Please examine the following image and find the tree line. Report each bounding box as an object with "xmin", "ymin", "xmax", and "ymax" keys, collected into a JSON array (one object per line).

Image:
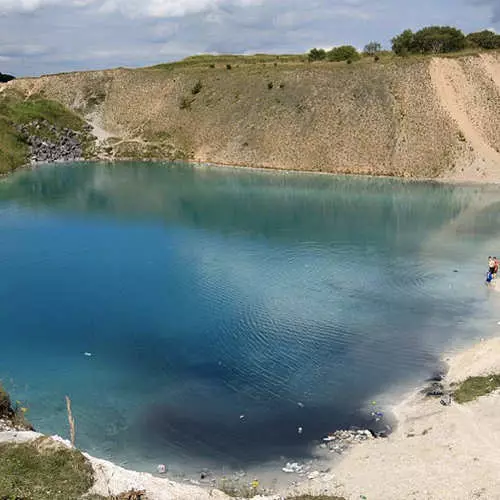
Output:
[{"xmin": 308, "ymin": 26, "xmax": 500, "ymax": 62}]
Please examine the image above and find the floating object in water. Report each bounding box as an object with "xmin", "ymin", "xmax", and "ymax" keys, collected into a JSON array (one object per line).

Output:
[
  {"xmin": 84, "ymin": 352, "xmax": 92, "ymax": 357},
  {"xmin": 371, "ymin": 401, "xmax": 377, "ymax": 405},
  {"xmin": 157, "ymin": 464, "xmax": 166, "ymax": 474},
  {"xmin": 297, "ymin": 426, "xmax": 303, "ymax": 434},
  {"xmin": 297, "ymin": 402, "xmax": 305, "ymax": 408},
  {"xmin": 239, "ymin": 414, "xmax": 245, "ymax": 420}
]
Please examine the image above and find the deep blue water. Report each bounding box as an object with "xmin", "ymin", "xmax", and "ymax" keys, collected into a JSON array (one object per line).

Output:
[{"xmin": 1, "ymin": 162, "xmax": 500, "ymax": 475}]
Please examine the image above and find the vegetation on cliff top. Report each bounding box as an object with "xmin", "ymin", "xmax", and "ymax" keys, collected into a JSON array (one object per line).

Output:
[
  {"xmin": 0, "ymin": 91, "xmax": 88, "ymax": 173},
  {"xmin": 0, "ymin": 72, "xmax": 15, "ymax": 83},
  {"xmin": 148, "ymin": 25, "xmax": 498, "ymax": 71}
]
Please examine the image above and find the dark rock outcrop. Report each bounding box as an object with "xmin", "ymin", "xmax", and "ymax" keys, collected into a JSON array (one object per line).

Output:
[{"xmin": 15, "ymin": 120, "xmax": 93, "ymax": 163}]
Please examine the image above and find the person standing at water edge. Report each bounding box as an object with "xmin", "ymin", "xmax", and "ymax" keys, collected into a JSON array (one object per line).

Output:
[
  {"xmin": 487, "ymin": 256, "xmax": 497, "ymax": 284},
  {"xmin": 488, "ymin": 256, "xmax": 496, "ymax": 277}
]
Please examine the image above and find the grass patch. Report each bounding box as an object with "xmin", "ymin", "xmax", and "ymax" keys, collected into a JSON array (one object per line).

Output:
[
  {"xmin": 149, "ymin": 53, "xmax": 306, "ymax": 70},
  {"xmin": 0, "ymin": 438, "xmax": 94, "ymax": 500},
  {"xmin": 0, "ymin": 92, "xmax": 85, "ymax": 131},
  {"xmin": 0, "ymin": 91, "xmax": 88, "ymax": 173},
  {"xmin": 0, "ymin": 116, "xmax": 30, "ymax": 173},
  {"xmin": 147, "ymin": 47, "xmax": 500, "ymax": 73},
  {"xmin": 453, "ymin": 374, "xmax": 500, "ymax": 403}
]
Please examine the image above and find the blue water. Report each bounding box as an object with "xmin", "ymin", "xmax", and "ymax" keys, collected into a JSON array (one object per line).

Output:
[{"xmin": 1, "ymin": 162, "xmax": 500, "ymax": 475}]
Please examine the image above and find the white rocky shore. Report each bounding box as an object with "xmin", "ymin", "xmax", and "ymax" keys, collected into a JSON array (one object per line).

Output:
[{"xmin": 0, "ymin": 426, "xmax": 233, "ymax": 500}]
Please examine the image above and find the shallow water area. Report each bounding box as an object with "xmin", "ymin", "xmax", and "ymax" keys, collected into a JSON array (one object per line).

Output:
[{"xmin": 1, "ymin": 162, "xmax": 500, "ymax": 488}]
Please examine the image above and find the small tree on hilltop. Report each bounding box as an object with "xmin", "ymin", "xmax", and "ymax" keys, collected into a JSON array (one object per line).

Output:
[
  {"xmin": 364, "ymin": 41, "xmax": 382, "ymax": 56},
  {"xmin": 467, "ymin": 30, "xmax": 500, "ymax": 49},
  {"xmin": 308, "ymin": 48, "xmax": 327, "ymax": 61},
  {"xmin": 412, "ymin": 26, "xmax": 466, "ymax": 53},
  {"xmin": 327, "ymin": 45, "xmax": 360, "ymax": 62},
  {"xmin": 392, "ymin": 29, "xmax": 414, "ymax": 55}
]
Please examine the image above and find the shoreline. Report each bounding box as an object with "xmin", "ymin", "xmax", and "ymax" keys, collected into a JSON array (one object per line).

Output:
[
  {"xmin": 284, "ymin": 334, "xmax": 500, "ymax": 500},
  {"xmin": 4, "ymin": 157, "xmax": 500, "ymax": 189},
  {"xmin": 2, "ymin": 334, "xmax": 499, "ymax": 499}
]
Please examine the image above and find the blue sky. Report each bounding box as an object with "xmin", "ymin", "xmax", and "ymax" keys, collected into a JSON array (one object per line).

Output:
[{"xmin": 0, "ymin": 0, "xmax": 498, "ymax": 76}]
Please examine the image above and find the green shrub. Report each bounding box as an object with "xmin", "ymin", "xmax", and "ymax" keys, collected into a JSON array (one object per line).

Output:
[
  {"xmin": 191, "ymin": 80, "xmax": 202, "ymax": 95},
  {"xmin": 327, "ymin": 45, "xmax": 360, "ymax": 62},
  {"xmin": 308, "ymin": 48, "xmax": 327, "ymax": 61},
  {"xmin": 392, "ymin": 26, "xmax": 466, "ymax": 55},
  {"xmin": 467, "ymin": 30, "xmax": 500, "ymax": 49},
  {"xmin": 392, "ymin": 29, "xmax": 415, "ymax": 55},
  {"xmin": 413, "ymin": 26, "xmax": 466, "ymax": 53}
]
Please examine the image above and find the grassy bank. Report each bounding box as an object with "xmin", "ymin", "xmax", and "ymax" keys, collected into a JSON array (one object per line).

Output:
[
  {"xmin": 148, "ymin": 47, "xmax": 500, "ymax": 72},
  {"xmin": 453, "ymin": 374, "xmax": 500, "ymax": 403},
  {"xmin": 0, "ymin": 439, "xmax": 94, "ymax": 500},
  {"xmin": 0, "ymin": 90, "xmax": 88, "ymax": 174}
]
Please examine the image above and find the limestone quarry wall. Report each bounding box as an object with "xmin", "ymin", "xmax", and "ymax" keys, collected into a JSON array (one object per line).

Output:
[{"xmin": 10, "ymin": 53, "xmax": 500, "ymax": 180}]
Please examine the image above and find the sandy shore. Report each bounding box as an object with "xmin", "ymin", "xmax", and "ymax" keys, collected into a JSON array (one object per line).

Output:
[{"xmin": 285, "ymin": 336, "xmax": 500, "ymax": 500}]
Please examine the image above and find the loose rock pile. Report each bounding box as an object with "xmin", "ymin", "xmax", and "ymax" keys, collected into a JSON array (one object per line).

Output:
[
  {"xmin": 0, "ymin": 418, "xmax": 14, "ymax": 432},
  {"xmin": 421, "ymin": 377, "xmax": 453, "ymax": 406},
  {"xmin": 15, "ymin": 120, "xmax": 94, "ymax": 163},
  {"xmin": 320, "ymin": 429, "xmax": 375, "ymax": 454}
]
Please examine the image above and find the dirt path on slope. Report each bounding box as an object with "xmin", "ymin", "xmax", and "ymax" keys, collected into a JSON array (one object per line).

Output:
[{"xmin": 429, "ymin": 57, "xmax": 500, "ymax": 183}]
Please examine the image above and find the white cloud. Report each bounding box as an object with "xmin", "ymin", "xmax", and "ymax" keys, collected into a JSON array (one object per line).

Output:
[
  {"xmin": 0, "ymin": 0, "xmax": 498, "ymax": 77},
  {"xmin": 0, "ymin": 0, "xmax": 94, "ymax": 14},
  {"xmin": 0, "ymin": 0, "xmax": 264, "ymax": 17}
]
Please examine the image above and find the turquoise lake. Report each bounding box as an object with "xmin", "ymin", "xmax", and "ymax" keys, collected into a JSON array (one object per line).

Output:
[{"xmin": 1, "ymin": 162, "xmax": 500, "ymax": 476}]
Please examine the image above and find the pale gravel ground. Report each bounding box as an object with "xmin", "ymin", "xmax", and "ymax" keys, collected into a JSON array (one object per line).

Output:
[
  {"xmin": 431, "ymin": 54, "xmax": 500, "ymax": 183},
  {"xmin": 285, "ymin": 337, "xmax": 500, "ymax": 500}
]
